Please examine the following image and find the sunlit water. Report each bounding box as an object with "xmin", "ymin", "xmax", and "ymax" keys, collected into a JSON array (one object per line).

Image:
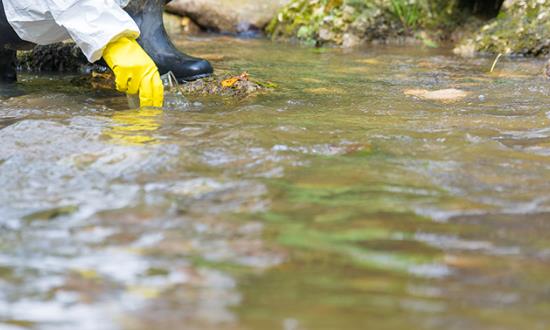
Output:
[{"xmin": 1, "ymin": 35, "xmax": 550, "ymax": 330}]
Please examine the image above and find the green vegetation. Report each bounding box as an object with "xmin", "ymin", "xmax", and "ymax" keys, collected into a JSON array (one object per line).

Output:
[
  {"xmin": 389, "ymin": 0, "xmax": 422, "ymax": 30},
  {"xmin": 455, "ymin": 0, "xmax": 550, "ymax": 57},
  {"xmin": 267, "ymin": 0, "xmax": 550, "ymax": 58}
]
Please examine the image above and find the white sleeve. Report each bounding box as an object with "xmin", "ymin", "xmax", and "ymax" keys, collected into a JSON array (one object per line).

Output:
[
  {"xmin": 3, "ymin": 0, "xmax": 140, "ymax": 63},
  {"xmin": 48, "ymin": 0, "xmax": 140, "ymax": 62}
]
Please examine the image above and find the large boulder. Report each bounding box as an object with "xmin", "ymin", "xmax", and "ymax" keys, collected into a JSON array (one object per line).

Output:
[
  {"xmin": 266, "ymin": 0, "xmax": 469, "ymax": 47},
  {"xmin": 454, "ymin": 0, "xmax": 550, "ymax": 57},
  {"xmin": 166, "ymin": 0, "xmax": 291, "ymax": 34}
]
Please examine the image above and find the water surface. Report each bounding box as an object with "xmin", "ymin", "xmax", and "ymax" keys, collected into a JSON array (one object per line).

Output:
[{"xmin": 1, "ymin": 36, "xmax": 550, "ymax": 330}]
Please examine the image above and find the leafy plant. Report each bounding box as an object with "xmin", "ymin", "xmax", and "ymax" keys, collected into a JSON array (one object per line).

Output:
[{"xmin": 389, "ymin": 0, "xmax": 422, "ymax": 30}]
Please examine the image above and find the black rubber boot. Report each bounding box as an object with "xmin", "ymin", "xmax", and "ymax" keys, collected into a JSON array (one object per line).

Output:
[
  {"xmin": 0, "ymin": 48, "xmax": 17, "ymax": 83},
  {"xmin": 0, "ymin": 0, "xmax": 34, "ymax": 83},
  {"xmin": 125, "ymin": 0, "xmax": 213, "ymax": 82}
]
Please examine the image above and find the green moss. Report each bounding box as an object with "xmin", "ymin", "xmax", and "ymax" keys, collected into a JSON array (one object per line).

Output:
[
  {"xmin": 455, "ymin": 0, "xmax": 550, "ymax": 57},
  {"xmin": 267, "ymin": 0, "xmax": 465, "ymax": 46}
]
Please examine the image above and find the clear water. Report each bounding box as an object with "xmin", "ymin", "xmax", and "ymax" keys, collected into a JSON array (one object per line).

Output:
[{"xmin": 1, "ymin": 35, "xmax": 550, "ymax": 330}]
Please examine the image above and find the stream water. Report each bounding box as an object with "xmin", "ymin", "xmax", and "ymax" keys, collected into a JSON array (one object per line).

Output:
[{"xmin": 1, "ymin": 35, "xmax": 550, "ymax": 330}]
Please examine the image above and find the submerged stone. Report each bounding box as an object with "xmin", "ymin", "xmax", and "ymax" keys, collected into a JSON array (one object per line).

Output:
[
  {"xmin": 180, "ymin": 72, "xmax": 275, "ymax": 98},
  {"xmin": 404, "ymin": 88, "xmax": 469, "ymax": 102}
]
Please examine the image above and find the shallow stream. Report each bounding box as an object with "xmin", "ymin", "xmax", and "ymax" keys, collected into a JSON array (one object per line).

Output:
[{"xmin": 1, "ymin": 35, "xmax": 550, "ymax": 330}]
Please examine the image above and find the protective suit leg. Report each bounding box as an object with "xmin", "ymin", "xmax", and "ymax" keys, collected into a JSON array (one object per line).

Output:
[{"xmin": 124, "ymin": 0, "xmax": 213, "ymax": 82}]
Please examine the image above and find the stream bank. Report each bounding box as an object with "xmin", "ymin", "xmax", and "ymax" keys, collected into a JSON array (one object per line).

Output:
[{"xmin": 264, "ymin": 0, "xmax": 550, "ymax": 75}]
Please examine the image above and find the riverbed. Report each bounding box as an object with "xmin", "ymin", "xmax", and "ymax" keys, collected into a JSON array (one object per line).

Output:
[{"xmin": 1, "ymin": 35, "xmax": 550, "ymax": 330}]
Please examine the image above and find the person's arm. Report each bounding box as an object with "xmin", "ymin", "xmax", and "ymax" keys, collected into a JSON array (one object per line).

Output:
[
  {"xmin": 43, "ymin": 0, "xmax": 137, "ymax": 62},
  {"xmin": 50, "ymin": 0, "xmax": 163, "ymax": 107}
]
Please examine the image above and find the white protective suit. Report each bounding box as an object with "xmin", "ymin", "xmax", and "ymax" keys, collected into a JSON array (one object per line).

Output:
[{"xmin": 2, "ymin": 0, "xmax": 139, "ymax": 62}]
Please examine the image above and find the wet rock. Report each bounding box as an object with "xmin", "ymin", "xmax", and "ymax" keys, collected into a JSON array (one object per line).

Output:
[
  {"xmin": 166, "ymin": 0, "xmax": 291, "ymax": 34},
  {"xmin": 72, "ymin": 70, "xmax": 274, "ymax": 98},
  {"xmin": 455, "ymin": 0, "xmax": 550, "ymax": 57},
  {"xmin": 180, "ymin": 72, "xmax": 275, "ymax": 98},
  {"xmin": 16, "ymin": 42, "xmax": 94, "ymax": 73},
  {"xmin": 404, "ymin": 88, "xmax": 469, "ymax": 102}
]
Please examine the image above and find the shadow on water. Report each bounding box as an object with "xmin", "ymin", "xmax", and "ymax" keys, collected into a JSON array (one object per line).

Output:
[{"xmin": 0, "ymin": 35, "xmax": 550, "ymax": 330}]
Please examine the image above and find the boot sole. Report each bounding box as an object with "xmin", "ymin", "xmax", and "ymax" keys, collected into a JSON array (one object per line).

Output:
[{"xmin": 177, "ymin": 72, "xmax": 213, "ymax": 83}]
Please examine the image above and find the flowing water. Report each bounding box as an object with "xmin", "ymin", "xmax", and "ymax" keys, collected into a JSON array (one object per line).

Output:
[{"xmin": 1, "ymin": 35, "xmax": 550, "ymax": 330}]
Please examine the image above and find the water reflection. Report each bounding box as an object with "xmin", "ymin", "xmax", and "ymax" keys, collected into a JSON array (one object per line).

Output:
[{"xmin": 103, "ymin": 109, "xmax": 162, "ymax": 145}]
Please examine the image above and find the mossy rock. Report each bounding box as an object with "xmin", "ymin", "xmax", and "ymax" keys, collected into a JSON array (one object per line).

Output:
[
  {"xmin": 72, "ymin": 71, "xmax": 274, "ymax": 98},
  {"xmin": 266, "ymin": 0, "xmax": 466, "ymax": 47},
  {"xmin": 180, "ymin": 73, "xmax": 276, "ymax": 98},
  {"xmin": 455, "ymin": 0, "xmax": 550, "ymax": 57},
  {"xmin": 17, "ymin": 42, "xmax": 96, "ymax": 73}
]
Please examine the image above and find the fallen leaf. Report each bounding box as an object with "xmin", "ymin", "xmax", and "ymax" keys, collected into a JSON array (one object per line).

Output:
[
  {"xmin": 221, "ymin": 72, "xmax": 249, "ymax": 88},
  {"xmin": 221, "ymin": 77, "xmax": 239, "ymax": 88}
]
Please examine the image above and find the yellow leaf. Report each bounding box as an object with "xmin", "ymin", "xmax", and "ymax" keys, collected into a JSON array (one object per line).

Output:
[
  {"xmin": 221, "ymin": 77, "xmax": 239, "ymax": 88},
  {"xmin": 221, "ymin": 72, "xmax": 249, "ymax": 88}
]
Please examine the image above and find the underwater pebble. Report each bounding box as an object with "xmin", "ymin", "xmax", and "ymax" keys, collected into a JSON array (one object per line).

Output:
[{"xmin": 404, "ymin": 88, "xmax": 469, "ymax": 102}]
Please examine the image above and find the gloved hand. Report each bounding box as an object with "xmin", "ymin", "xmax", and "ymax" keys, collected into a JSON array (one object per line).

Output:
[{"xmin": 103, "ymin": 37, "xmax": 164, "ymax": 107}]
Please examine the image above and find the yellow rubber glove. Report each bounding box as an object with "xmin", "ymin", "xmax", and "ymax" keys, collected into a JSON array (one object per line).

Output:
[{"xmin": 103, "ymin": 37, "xmax": 164, "ymax": 107}]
